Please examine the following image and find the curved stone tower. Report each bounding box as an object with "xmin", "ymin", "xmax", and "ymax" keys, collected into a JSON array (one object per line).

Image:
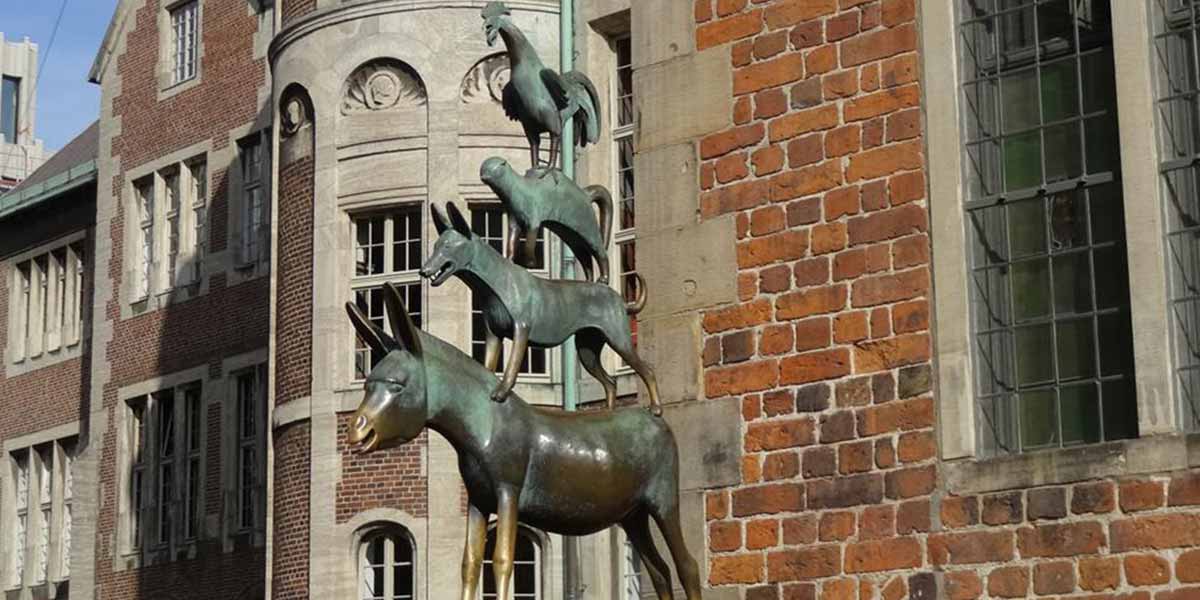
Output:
[{"xmin": 269, "ymin": 1, "xmax": 563, "ymax": 597}]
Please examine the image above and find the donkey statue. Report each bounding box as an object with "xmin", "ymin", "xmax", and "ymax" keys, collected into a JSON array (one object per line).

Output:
[{"xmin": 345, "ymin": 283, "xmax": 702, "ymax": 600}]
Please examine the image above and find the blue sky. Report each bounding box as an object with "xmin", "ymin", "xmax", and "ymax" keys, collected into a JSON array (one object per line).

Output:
[{"xmin": 5, "ymin": 0, "xmax": 120, "ymax": 151}]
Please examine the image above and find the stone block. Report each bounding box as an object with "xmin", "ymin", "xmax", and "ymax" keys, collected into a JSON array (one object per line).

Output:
[
  {"xmin": 635, "ymin": 142, "xmax": 699, "ymax": 233},
  {"xmin": 632, "ymin": 0, "xmax": 695, "ymax": 69},
  {"xmin": 639, "ymin": 215, "xmax": 738, "ymax": 319},
  {"xmin": 639, "ymin": 313, "xmax": 702, "ymax": 403},
  {"xmin": 663, "ymin": 396, "xmax": 742, "ymax": 491},
  {"xmin": 634, "ymin": 49, "xmax": 732, "ymax": 151}
]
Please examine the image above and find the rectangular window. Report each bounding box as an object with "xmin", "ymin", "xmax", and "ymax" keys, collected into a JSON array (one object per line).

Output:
[
  {"xmin": 239, "ymin": 134, "xmax": 268, "ymax": 267},
  {"xmin": 13, "ymin": 263, "xmax": 30, "ymax": 361},
  {"xmin": 164, "ymin": 170, "xmax": 182, "ymax": 288},
  {"xmin": 612, "ymin": 35, "xmax": 638, "ymax": 361},
  {"xmin": 11, "ymin": 452, "xmax": 28, "ymax": 588},
  {"xmin": 622, "ymin": 539, "xmax": 641, "ymax": 600},
  {"xmin": 6, "ymin": 439, "xmax": 75, "ymax": 590},
  {"xmin": 71, "ymin": 243, "xmax": 85, "ymax": 346},
  {"xmin": 9, "ymin": 238, "xmax": 86, "ymax": 363},
  {"xmin": 136, "ymin": 178, "xmax": 155, "ymax": 299},
  {"xmin": 1, "ymin": 76, "xmax": 19, "ymax": 143},
  {"xmin": 235, "ymin": 368, "xmax": 265, "ymax": 531},
  {"xmin": 469, "ymin": 205, "xmax": 548, "ymax": 376},
  {"xmin": 35, "ymin": 447, "xmax": 50, "ymax": 583},
  {"xmin": 352, "ymin": 209, "xmax": 424, "ymax": 378},
  {"xmin": 958, "ymin": 0, "xmax": 1135, "ymax": 454},
  {"xmin": 128, "ymin": 400, "xmax": 146, "ymax": 549},
  {"xmin": 170, "ymin": 1, "xmax": 199, "ymax": 84},
  {"xmin": 190, "ymin": 161, "xmax": 208, "ymax": 283},
  {"xmin": 1155, "ymin": 0, "xmax": 1200, "ymax": 430},
  {"xmin": 125, "ymin": 383, "xmax": 199, "ymax": 552},
  {"xmin": 183, "ymin": 386, "xmax": 202, "ymax": 539},
  {"xmin": 156, "ymin": 390, "xmax": 175, "ymax": 546}
]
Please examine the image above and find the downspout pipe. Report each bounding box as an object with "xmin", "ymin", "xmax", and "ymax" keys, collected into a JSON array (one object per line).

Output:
[{"xmin": 560, "ymin": 2, "xmax": 583, "ymax": 599}]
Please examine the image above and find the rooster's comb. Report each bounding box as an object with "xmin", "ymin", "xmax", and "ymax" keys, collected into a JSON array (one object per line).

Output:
[{"xmin": 482, "ymin": 2, "xmax": 511, "ymax": 19}]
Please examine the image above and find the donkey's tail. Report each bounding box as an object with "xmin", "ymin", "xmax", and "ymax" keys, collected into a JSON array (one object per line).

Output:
[
  {"xmin": 626, "ymin": 273, "xmax": 647, "ymax": 316},
  {"xmin": 586, "ymin": 184, "xmax": 613, "ymax": 250}
]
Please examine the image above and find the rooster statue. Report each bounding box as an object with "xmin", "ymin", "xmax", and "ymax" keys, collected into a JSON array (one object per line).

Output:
[{"xmin": 483, "ymin": 1, "xmax": 602, "ymax": 172}]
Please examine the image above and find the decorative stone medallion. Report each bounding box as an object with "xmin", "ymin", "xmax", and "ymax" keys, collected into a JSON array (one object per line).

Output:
[
  {"xmin": 461, "ymin": 53, "xmax": 511, "ymax": 104},
  {"xmin": 343, "ymin": 59, "xmax": 427, "ymax": 115}
]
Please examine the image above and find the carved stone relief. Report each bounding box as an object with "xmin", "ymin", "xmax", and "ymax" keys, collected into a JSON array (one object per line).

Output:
[
  {"xmin": 342, "ymin": 59, "xmax": 427, "ymax": 115},
  {"xmin": 461, "ymin": 53, "xmax": 511, "ymax": 104}
]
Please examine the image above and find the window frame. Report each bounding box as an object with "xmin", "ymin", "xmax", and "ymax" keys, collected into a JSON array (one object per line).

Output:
[
  {"xmin": 236, "ymin": 130, "xmax": 271, "ymax": 271},
  {"xmin": 7, "ymin": 232, "xmax": 88, "ymax": 368},
  {"xmin": 169, "ymin": 0, "xmax": 200, "ymax": 86},
  {"xmin": 1, "ymin": 75, "xmax": 20, "ymax": 144},
  {"xmin": 480, "ymin": 525, "xmax": 543, "ymax": 600},
  {"xmin": 921, "ymin": 1, "xmax": 1177, "ymax": 470},
  {"xmin": 611, "ymin": 34, "xmax": 638, "ymax": 374},
  {"xmin": 350, "ymin": 206, "xmax": 425, "ymax": 380},
  {"xmin": 358, "ymin": 527, "xmax": 417, "ymax": 600},
  {"xmin": 233, "ymin": 365, "xmax": 267, "ymax": 534},
  {"xmin": 128, "ymin": 154, "xmax": 208, "ymax": 307},
  {"xmin": 121, "ymin": 381, "xmax": 205, "ymax": 557},
  {"xmin": 3, "ymin": 438, "xmax": 76, "ymax": 591}
]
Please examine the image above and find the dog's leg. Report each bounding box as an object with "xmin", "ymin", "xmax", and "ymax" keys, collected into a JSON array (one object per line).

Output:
[
  {"xmin": 577, "ymin": 334, "xmax": 616, "ymax": 409},
  {"xmin": 484, "ymin": 325, "xmax": 503, "ymax": 373},
  {"xmin": 460, "ymin": 503, "xmax": 487, "ymax": 600},
  {"xmin": 492, "ymin": 322, "xmax": 529, "ymax": 402}
]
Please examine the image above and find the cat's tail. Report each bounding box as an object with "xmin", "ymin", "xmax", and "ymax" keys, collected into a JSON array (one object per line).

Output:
[
  {"xmin": 586, "ymin": 184, "xmax": 613, "ymax": 250},
  {"xmin": 626, "ymin": 273, "xmax": 647, "ymax": 316}
]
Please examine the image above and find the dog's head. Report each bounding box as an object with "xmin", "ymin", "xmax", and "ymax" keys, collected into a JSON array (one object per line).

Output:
[{"xmin": 421, "ymin": 202, "xmax": 477, "ymax": 287}]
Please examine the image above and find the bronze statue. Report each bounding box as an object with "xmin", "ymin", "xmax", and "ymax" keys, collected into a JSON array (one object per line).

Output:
[
  {"xmin": 480, "ymin": 156, "xmax": 612, "ymax": 283},
  {"xmin": 346, "ymin": 284, "xmax": 702, "ymax": 599},
  {"xmin": 483, "ymin": 1, "xmax": 601, "ymax": 171},
  {"xmin": 420, "ymin": 203, "xmax": 660, "ymax": 413}
]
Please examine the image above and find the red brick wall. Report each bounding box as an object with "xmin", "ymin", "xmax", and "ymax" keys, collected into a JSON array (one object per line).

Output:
[
  {"xmin": 272, "ymin": 421, "xmax": 310, "ymax": 600},
  {"xmin": 693, "ymin": 0, "xmax": 935, "ymax": 597},
  {"xmin": 335, "ymin": 414, "xmax": 428, "ymax": 523},
  {"xmin": 275, "ymin": 154, "xmax": 313, "ymax": 406},
  {"xmin": 94, "ymin": 0, "xmax": 270, "ymax": 597}
]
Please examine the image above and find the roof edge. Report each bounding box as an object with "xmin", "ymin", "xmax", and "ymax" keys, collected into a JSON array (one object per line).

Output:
[
  {"xmin": 0, "ymin": 160, "xmax": 97, "ymax": 220},
  {"xmin": 89, "ymin": 0, "xmax": 132, "ymax": 84}
]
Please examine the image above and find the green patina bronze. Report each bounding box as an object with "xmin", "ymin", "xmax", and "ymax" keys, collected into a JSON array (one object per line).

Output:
[
  {"xmin": 483, "ymin": 1, "xmax": 600, "ymax": 171},
  {"xmin": 346, "ymin": 284, "xmax": 702, "ymax": 599},
  {"xmin": 480, "ymin": 156, "xmax": 612, "ymax": 283},
  {"xmin": 420, "ymin": 202, "xmax": 660, "ymax": 413}
]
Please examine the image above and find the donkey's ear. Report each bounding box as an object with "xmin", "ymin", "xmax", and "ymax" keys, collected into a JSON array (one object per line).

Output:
[
  {"xmin": 346, "ymin": 301, "xmax": 395, "ymax": 357},
  {"xmin": 447, "ymin": 202, "xmax": 472, "ymax": 236},
  {"xmin": 431, "ymin": 204, "xmax": 450, "ymax": 235},
  {"xmin": 383, "ymin": 282, "xmax": 423, "ymax": 356}
]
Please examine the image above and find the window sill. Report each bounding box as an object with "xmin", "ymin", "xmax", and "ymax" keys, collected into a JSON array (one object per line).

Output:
[
  {"xmin": 944, "ymin": 433, "xmax": 1200, "ymax": 495},
  {"xmin": 157, "ymin": 72, "xmax": 202, "ymax": 102}
]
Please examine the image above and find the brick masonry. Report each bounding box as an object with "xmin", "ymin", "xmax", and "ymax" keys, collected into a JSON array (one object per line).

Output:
[
  {"xmin": 90, "ymin": 0, "xmax": 271, "ymax": 598},
  {"xmin": 272, "ymin": 421, "xmax": 310, "ymax": 600},
  {"xmin": 334, "ymin": 415, "xmax": 428, "ymax": 524},
  {"xmin": 274, "ymin": 154, "xmax": 313, "ymax": 406},
  {"xmin": 695, "ymin": 0, "xmax": 937, "ymax": 597}
]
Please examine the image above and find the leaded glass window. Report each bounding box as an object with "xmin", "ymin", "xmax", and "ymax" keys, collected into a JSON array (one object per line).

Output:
[
  {"xmin": 959, "ymin": 0, "xmax": 1136, "ymax": 454},
  {"xmin": 352, "ymin": 208, "xmax": 424, "ymax": 377}
]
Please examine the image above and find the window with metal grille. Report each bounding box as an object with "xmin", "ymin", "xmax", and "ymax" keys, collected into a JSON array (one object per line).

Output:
[
  {"xmin": 11, "ymin": 452, "xmax": 27, "ymax": 588},
  {"xmin": 469, "ymin": 204, "xmax": 548, "ymax": 376},
  {"xmin": 482, "ymin": 528, "xmax": 541, "ymax": 600},
  {"xmin": 170, "ymin": 1, "xmax": 199, "ymax": 84},
  {"xmin": 958, "ymin": 0, "xmax": 1135, "ymax": 454},
  {"xmin": 622, "ymin": 538, "xmax": 642, "ymax": 600},
  {"xmin": 359, "ymin": 530, "xmax": 415, "ymax": 600},
  {"xmin": 352, "ymin": 208, "xmax": 424, "ymax": 378},
  {"xmin": 6, "ymin": 439, "xmax": 76, "ymax": 589},
  {"xmin": 1153, "ymin": 0, "xmax": 1200, "ymax": 430}
]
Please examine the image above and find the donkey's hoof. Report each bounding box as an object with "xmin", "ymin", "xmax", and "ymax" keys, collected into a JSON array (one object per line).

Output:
[
  {"xmin": 491, "ymin": 387, "xmax": 511, "ymax": 403},
  {"xmin": 649, "ymin": 404, "xmax": 663, "ymax": 417}
]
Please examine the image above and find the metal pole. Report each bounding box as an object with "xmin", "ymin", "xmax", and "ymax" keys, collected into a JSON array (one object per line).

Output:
[{"xmin": 560, "ymin": 4, "xmax": 584, "ymax": 599}]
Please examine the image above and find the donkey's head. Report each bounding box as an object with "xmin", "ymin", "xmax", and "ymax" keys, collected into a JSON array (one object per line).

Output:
[
  {"xmin": 420, "ymin": 202, "xmax": 478, "ymax": 287},
  {"xmin": 345, "ymin": 283, "xmax": 427, "ymax": 453}
]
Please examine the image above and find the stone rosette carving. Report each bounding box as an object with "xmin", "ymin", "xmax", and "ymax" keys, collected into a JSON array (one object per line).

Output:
[
  {"xmin": 343, "ymin": 59, "xmax": 426, "ymax": 115},
  {"xmin": 461, "ymin": 53, "xmax": 511, "ymax": 104}
]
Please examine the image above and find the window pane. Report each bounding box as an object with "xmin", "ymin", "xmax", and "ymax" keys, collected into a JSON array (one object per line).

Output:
[
  {"xmin": 1, "ymin": 76, "xmax": 19, "ymax": 143},
  {"xmin": 962, "ymin": 0, "xmax": 1134, "ymax": 453}
]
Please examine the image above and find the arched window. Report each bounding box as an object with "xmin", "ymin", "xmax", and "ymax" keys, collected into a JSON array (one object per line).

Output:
[
  {"xmin": 482, "ymin": 527, "xmax": 541, "ymax": 600},
  {"xmin": 359, "ymin": 529, "xmax": 415, "ymax": 600}
]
